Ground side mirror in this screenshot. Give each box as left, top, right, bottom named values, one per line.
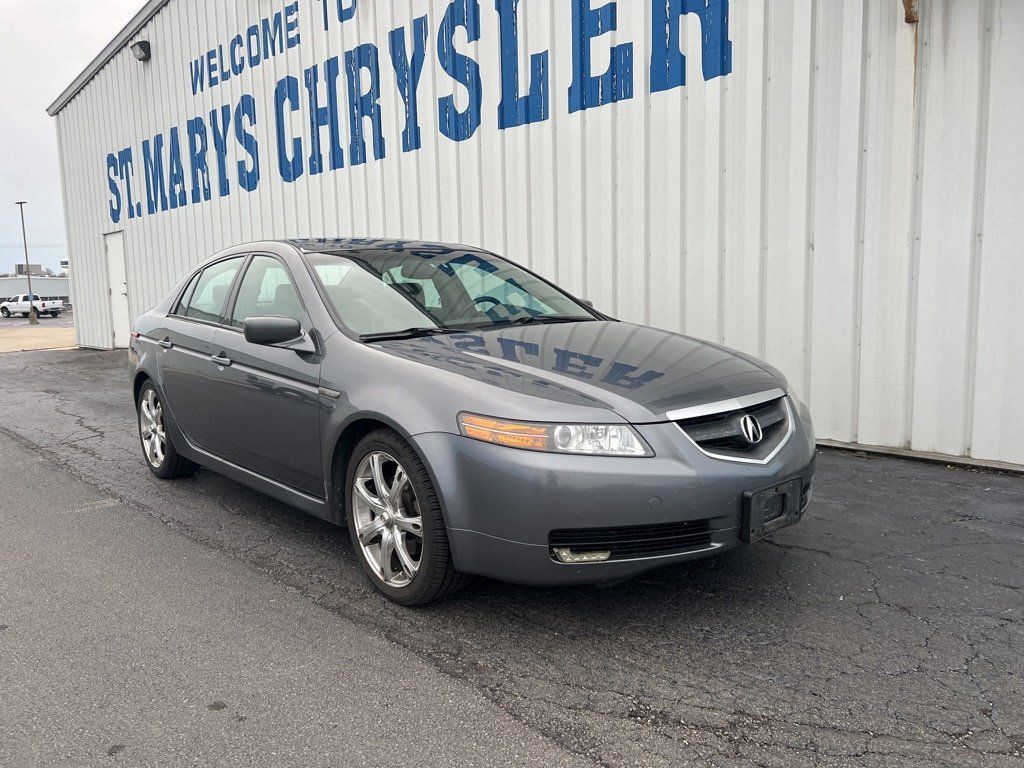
left=243, top=316, right=302, bottom=346
left=582, top=299, right=595, bottom=308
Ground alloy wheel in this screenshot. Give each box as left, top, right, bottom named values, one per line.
left=351, top=451, right=424, bottom=588
left=139, top=388, right=166, bottom=468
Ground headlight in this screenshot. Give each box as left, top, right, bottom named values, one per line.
left=457, top=413, right=652, bottom=457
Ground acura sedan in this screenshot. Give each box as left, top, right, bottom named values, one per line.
left=129, top=239, right=816, bottom=605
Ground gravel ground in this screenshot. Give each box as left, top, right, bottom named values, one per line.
left=0, top=348, right=1021, bottom=768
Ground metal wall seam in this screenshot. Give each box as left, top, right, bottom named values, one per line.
left=962, top=0, right=995, bottom=458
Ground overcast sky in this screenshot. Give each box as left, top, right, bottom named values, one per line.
left=0, top=0, right=142, bottom=272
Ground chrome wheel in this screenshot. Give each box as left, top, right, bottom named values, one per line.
left=352, top=451, right=423, bottom=588
left=139, top=388, right=166, bottom=468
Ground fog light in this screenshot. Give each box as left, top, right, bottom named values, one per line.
left=552, top=547, right=611, bottom=564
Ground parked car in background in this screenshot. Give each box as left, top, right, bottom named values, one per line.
left=0, top=294, right=64, bottom=318
left=129, top=240, right=817, bottom=605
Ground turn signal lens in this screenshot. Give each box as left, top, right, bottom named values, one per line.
left=457, top=414, right=550, bottom=450
left=458, top=413, right=651, bottom=457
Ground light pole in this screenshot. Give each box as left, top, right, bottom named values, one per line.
left=14, top=202, right=38, bottom=324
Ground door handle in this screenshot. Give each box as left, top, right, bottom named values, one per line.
left=158, top=339, right=173, bottom=349
left=211, top=354, right=232, bottom=367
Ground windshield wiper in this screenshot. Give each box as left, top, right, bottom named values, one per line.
left=359, top=326, right=459, bottom=343
left=475, top=315, right=596, bottom=330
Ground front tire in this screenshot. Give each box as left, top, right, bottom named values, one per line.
left=0, top=307, right=9, bottom=318
left=344, top=429, right=469, bottom=606
left=137, top=382, right=198, bottom=479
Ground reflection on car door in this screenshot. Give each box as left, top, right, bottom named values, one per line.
left=155, top=257, right=245, bottom=449
left=206, top=255, right=323, bottom=498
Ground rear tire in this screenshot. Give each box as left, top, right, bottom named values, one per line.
left=343, top=428, right=470, bottom=606
left=137, top=381, right=198, bottom=479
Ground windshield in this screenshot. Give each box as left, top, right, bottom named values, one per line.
left=306, top=248, right=595, bottom=337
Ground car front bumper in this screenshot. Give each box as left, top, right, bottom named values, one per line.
left=411, top=401, right=817, bottom=586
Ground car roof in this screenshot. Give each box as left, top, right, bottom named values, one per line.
left=284, top=238, right=489, bottom=256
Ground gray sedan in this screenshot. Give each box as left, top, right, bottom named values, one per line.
left=129, top=239, right=816, bottom=605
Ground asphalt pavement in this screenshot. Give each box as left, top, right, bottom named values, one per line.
left=0, top=348, right=1021, bottom=768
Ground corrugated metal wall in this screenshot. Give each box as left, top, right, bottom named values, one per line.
left=54, top=0, right=1024, bottom=467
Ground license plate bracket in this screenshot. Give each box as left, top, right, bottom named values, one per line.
left=742, top=478, right=803, bottom=542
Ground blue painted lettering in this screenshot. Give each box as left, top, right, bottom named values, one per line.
left=186, top=117, right=212, bottom=204
left=117, top=148, right=139, bottom=219
left=235, top=95, right=261, bottom=192
left=437, top=0, right=482, bottom=142
left=651, top=0, right=732, bottom=93
left=346, top=44, right=386, bottom=165
left=275, top=76, right=303, bottom=182
left=167, top=127, right=188, bottom=209
left=568, top=0, right=633, bottom=113
left=209, top=105, right=233, bottom=197
left=388, top=16, right=428, bottom=153
left=106, top=154, right=122, bottom=224
left=495, top=0, right=549, bottom=129
left=142, top=135, right=168, bottom=214
left=305, top=59, right=346, bottom=174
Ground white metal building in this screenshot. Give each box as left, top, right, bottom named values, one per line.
left=0, top=277, right=72, bottom=303
left=48, top=0, right=1024, bottom=469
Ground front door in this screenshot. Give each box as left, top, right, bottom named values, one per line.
left=206, top=255, right=323, bottom=497
left=104, top=231, right=131, bottom=348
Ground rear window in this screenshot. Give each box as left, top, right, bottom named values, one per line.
left=173, top=273, right=202, bottom=316
left=178, top=257, right=244, bottom=323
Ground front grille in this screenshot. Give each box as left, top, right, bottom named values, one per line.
left=549, top=519, right=713, bottom=561
left=676, top=396, right=789, bottom=460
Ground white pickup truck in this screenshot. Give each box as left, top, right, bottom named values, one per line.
left=0, top=294, right=65, bottom=318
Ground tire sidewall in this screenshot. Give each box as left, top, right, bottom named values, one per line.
left=343, top=430, right=447, bottom=605
left=0, top=308, right=9, bottom=318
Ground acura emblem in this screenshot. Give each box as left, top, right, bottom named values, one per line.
left=740, top=414, right=764, bottom=445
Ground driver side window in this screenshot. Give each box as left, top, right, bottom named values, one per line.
left=449, top=261, right=551, bottom=315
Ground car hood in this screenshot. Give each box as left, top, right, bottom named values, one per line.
left=374, top=321, right=784, bottom=423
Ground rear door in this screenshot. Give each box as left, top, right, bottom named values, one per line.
left=154, top=256, right=246, bottom=450
left=207, top=254, right=323, bottom=497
